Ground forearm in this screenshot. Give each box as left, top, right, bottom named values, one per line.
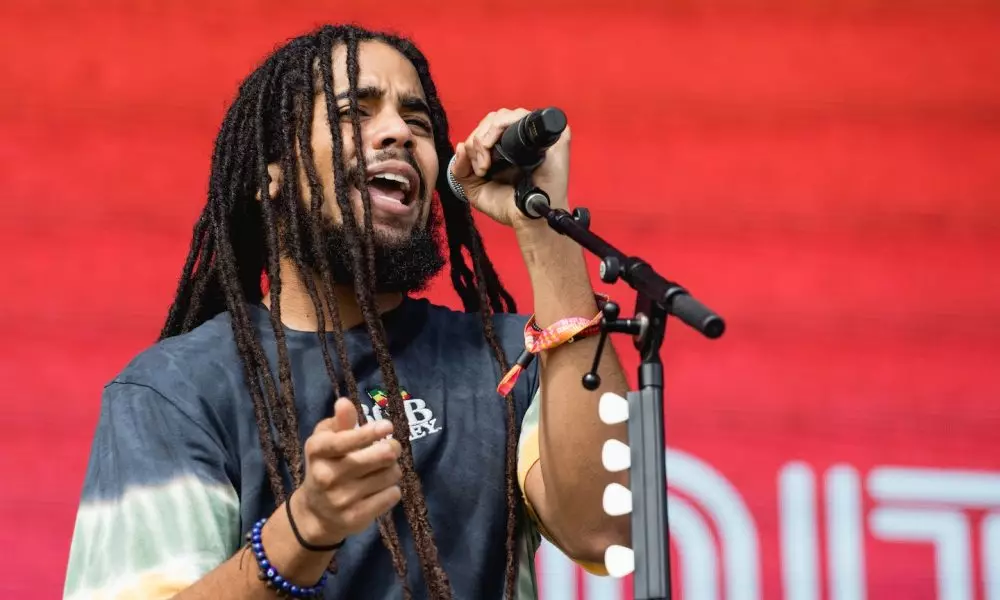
left=173, top=496, right=334, bottom=600
left=515, top=217, right=631, bottom=555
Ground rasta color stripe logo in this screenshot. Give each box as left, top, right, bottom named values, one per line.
left=366, top=386, right=412, bottom=412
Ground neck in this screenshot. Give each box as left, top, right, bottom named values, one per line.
left=261, top=257, right=404, bottom=332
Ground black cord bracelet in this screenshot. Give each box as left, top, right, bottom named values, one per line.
left=286, top=491, right=345, bottom=552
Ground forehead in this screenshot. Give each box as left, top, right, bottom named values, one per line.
left=329, top=40, right=425, bottom=99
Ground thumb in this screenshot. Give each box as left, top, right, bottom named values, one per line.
left=331, top=397, right=359, bottom=432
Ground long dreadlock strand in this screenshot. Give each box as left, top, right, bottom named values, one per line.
left=320, top=28, right=450, bottom=598
left=440, top=192, right=481, bottom=311
left=161, top=209, right=210, bottom=337
left=293, top=42, right=412, bottom=592
left=346, top=29, right=378, bottom=286
left=208, top=192, right=286, bottom=500
left=160, top=109, right=242, bottom=340
left=399, top=44, right=522, bottom=592
left=261, top=48, right=398, bottom=582
left=193, top=89, right=290, bottom=501
left=255, top=52, right=306, bottom=487
left=287, top=45, right=358, bottom=406
left=461, top=204, right=520, bottom=598
left=335, top=33, right=415, bottom=594
left=213, top=54, right=299, bottom=503
left=473, top=230, right=517, bottom=314
left=385, top=32, right=523, bottom=597
left=181, top=92, right=260, bottom=333
left=179, top=237, right=217, bottom=332
left=286, top=65, right=344, bottom=399
left=314, top=29, right=381, bottom=439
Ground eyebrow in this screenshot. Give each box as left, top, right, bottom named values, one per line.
left=334, top=86, right=430, bottom=116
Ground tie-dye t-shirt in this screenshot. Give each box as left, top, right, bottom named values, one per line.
left=63, top=297, right=552, bottom=599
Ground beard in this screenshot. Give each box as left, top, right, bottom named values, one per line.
left=319, top=203, right=446, bottom=294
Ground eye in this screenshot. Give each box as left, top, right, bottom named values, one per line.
left=337, top=107, right=368, bottom=120
left=406, top=118, right=431, bottom=131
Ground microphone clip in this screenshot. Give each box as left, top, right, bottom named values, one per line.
left=514, top=171, right=551, bottom=220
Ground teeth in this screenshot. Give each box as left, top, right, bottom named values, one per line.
left=367, top=172, right=411, bottom=192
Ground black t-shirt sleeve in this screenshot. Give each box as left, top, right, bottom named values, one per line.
left=63, top=380, right=241, bottom=599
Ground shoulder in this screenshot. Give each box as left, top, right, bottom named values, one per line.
left=419, top=298, right=528, bottom=349
left=86, top=313, right=246, bottom=495
left=108, top=312, right=242, bottom=412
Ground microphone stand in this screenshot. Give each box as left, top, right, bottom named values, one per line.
left=512, top=175, right=725, bottom=600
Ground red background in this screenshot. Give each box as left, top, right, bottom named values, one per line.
left=2, top=0, right=999, bottom=598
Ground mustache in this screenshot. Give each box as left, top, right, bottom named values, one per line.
left=346, top=149, right=426, bottom=200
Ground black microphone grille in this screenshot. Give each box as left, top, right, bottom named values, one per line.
left=524, top=107, right=567, bottom=148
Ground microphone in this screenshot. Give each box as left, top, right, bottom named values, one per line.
left=486, top=107, right=567, bottom=179
left=447, top=107, right=567, bottom=202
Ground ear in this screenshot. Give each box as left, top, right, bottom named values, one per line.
left=255, top=163, right=284, bottom=201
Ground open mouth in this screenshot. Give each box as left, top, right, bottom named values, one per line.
left=366, top=172, right=414, bottom=206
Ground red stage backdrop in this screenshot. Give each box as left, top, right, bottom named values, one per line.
left=2, top=1, right=999, bottom=598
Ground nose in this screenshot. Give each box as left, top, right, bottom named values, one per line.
left=368, top=108, right=414, bottom=151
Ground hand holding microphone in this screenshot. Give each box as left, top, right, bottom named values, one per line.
left=447, top=107, right=570, bottom=227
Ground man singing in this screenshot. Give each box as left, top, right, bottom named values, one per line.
left=64, top=24, right=630, bottom=600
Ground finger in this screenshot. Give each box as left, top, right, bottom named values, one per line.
left=324, top=460, right=401, bottom=510
left=349, top=483, right=403, bottom=526
left=337, top=438, right=402, bottom=478
left=460, top=109, right=520, bottom=179
left=461, top=122, right=490, bottom=178
left=307, top=419, right=394, bottom=459
left=313, top=398, right=360, bottom=435
left=323, top=460, right=401, bottom=513
left=471, top=137, right=489, bottom=178
left=350, top=461, right=403, bottom=499
left=331, top=397, right=358, bottom=432
left=469, top=111, right=496, bottom=146
left=480, top=108, right=531, bottom=149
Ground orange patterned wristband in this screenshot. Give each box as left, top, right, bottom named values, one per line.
left=496, top=294, right=610, bottom=396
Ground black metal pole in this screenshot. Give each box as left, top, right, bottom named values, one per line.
left=628, top=297, right=672, bottom=599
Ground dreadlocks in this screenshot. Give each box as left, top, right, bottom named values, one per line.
left=158, top=24, right=524, bottom=599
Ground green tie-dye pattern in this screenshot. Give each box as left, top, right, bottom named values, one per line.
left=64, top=475, right=239, bottom=599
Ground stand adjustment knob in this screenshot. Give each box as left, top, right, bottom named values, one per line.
left=603, top=301, right=620, bottom=320
left=572, top=207, right=591, bottom=229
left=600, top=256, right=622, bottom=283
left=582, top=372, right=602, bottom=390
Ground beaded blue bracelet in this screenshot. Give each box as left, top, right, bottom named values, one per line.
left=247, top=518, right=329, bottom=598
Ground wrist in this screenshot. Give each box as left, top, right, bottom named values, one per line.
left=514, top=219, right=586, bottom=275
left=290, top=489, right=345, bottom=548
left=255, top=511, right=332, bottom=593
left=511, top=213, right=550, bottom=237
left=513, top=212, right=567, bottom=256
